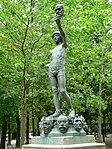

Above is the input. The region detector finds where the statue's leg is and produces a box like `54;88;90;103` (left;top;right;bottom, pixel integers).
49;74;60;116
58;74;75;117
58;75;73;110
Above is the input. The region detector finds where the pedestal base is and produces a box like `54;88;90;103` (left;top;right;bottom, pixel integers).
22;143;106;149
22;135;106;149
22;114;106;149
31;135;95;145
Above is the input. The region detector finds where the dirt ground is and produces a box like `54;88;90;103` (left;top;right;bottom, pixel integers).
105;135;112;149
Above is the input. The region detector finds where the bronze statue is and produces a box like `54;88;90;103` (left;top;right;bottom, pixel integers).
41;4;74;117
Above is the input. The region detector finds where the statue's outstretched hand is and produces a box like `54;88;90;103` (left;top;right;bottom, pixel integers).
40;63;45;68
56;11;64;20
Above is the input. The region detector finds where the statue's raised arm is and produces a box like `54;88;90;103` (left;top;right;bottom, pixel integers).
54;4;67;48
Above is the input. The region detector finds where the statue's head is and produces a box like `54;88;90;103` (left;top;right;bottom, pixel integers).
52;31;63;45
74;119;82;132
54;4;64;18
57;115;68;133
43;117;53;135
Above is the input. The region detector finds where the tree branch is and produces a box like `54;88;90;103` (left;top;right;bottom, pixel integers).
31;34;43;52
21;17;30;58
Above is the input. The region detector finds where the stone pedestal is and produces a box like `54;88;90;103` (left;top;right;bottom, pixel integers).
22;142;106;149
31;135;95;145
22;114;106;149
22;135;106;149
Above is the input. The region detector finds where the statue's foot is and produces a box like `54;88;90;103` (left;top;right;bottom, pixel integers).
51;111;60;117
68;108;75;118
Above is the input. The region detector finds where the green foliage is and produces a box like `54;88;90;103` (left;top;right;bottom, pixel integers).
0;0;112;133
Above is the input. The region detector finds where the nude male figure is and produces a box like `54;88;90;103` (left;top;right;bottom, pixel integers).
41;4;74;117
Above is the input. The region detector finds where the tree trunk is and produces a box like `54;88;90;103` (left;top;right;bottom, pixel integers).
109;106;112;136
37;117;40;136
20;0;35;147
8;119;11;145
36;112;41;136
0;116;7;149
16;115;20;148
20;59;28;148
97;27;107;142
25;111;29;144
98;62;103;142
32;110;36;136
89;112;93;135
20;93;27;148
98;102;103;142
103;113;107;138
